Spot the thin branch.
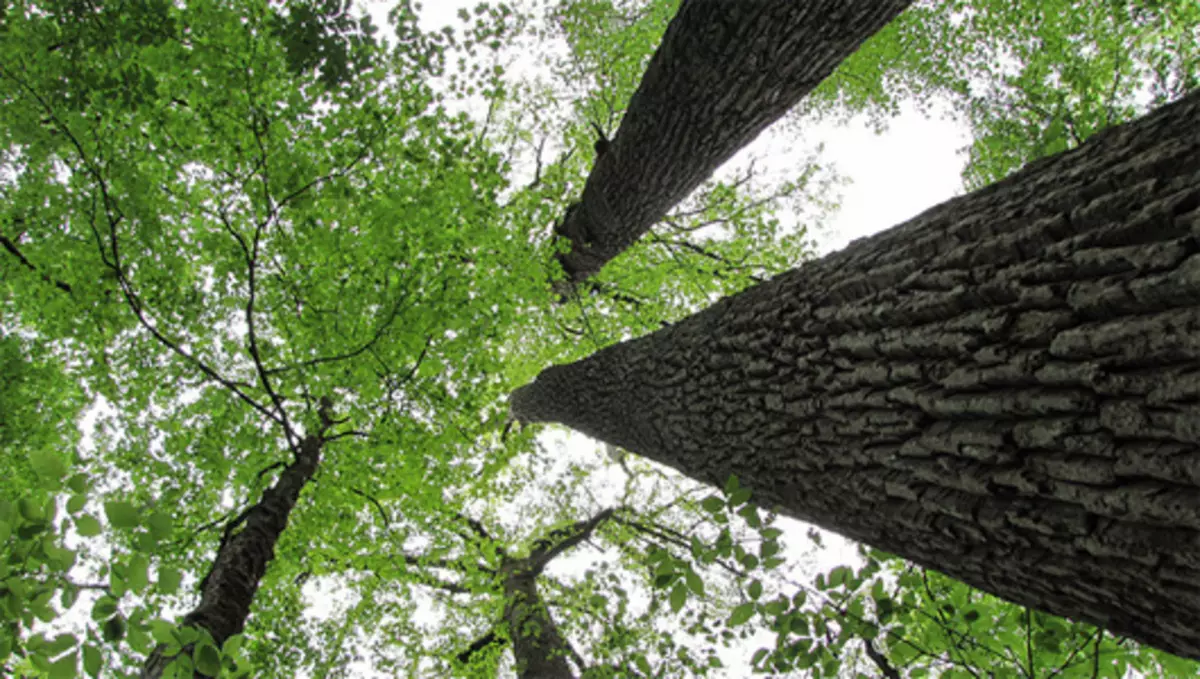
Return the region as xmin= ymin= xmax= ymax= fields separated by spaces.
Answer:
xmin=862 ymin=637 xmax=902 ymax=679
xmin=1046 ymin=628 xmax=1103 ymax=678
xmin=1025 ymin=607 xmax=1034 ymax=678
xmin=264 ymin=287 xmax=411 ymax=377
xmin=528 ymin=507 xmax=615 ymax=569
xmin=456 ymin=631 xmax=504 ymax=665
xmin=4 ymin=66 xmax=290 ymax=430
xmin=351 ymin=487 xmax=391 ymax=527
xmin=0 ymin=230 xmax=73 ymax=293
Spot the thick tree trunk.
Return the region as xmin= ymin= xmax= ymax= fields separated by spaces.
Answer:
xmin=513 ymin=90 xmax=1200 ymax=658
xmin=555 ymin=0 xmax=911 ymax=284
xmin=142 ymin=435 xmax=322 ymax=678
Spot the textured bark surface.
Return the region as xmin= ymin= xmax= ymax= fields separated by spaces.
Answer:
xmin=555 ymin=0 xmax=911 ymax=284
xmin=514 ymin=91 xmax=1200 ymax=658
xmin=141 ymin=435 xmax=322 ymax=678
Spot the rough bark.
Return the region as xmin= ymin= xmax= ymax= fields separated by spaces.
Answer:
xmin=141 ymin=435 xmax=322 ymax=678
xmin=513 ymin=90 xmax=1200 ymax=658
xmin=554 ymin=0 xmax=912 ymax=285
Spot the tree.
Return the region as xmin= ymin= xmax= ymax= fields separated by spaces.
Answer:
xmin=5 ymin=0 xmax=1198 ymax=676
xmin=549 ymin=0 xmax=911 ymax=285
xmin=1 ymin=1 xmax=814 ymax=675
xmin=0 ymin=1 xmax=530 ymax=675
xmin=512 ymin=88 xmax=1200 ymax=659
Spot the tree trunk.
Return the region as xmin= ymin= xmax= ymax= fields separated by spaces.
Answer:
xmin=513 ymin=90 xmax=1200 ymax=658
xmin=502 ymin=572 xmax=578 ymax=679
xmin=498 ymin=509 xmax=614 ymax=678
xmin=142 ymin=435 xmax=322 ymax=678
xmin=555 ymin=0 xmax=911 ymax=285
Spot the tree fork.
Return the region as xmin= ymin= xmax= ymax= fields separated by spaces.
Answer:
xmin=513 ymin=90 xmax=1200 ymax=658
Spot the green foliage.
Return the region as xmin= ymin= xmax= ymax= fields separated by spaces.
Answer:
xmin=806 ymin=0 xmax=1200 ymax=187
xmin=3 ymin=0 xmax=1195 ymax=676
xmin=0 ymin=0 xmax=818 ymax=676
xmin=746 ymin=547 xmax=1200 ymax=677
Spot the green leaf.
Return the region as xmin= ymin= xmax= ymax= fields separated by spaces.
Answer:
xmin=748 ymin=579 xmax=763 ymax=600
xmin=18 ymin=496 xmax=43 ymax=522
xmin=222 ymin=634 xmax=246 ymax=657
xmin=635 ymin=655 xmax=652 ymax=675
xmin=729 ymin=602 xmax=755 ymax=627
xmin=66 ymin=494 xmax=87 ymax=514
xmin=147 ymin=511 xmax=173 ymax=539
xmin=48 ymin=650 xmax=78 ymax=679
xmin=91 ymin=596 xmax=118 ymax=622
xmin=728 ymin=487 xmax=752 ymax=507
xmin=102 ymin=615 xmax=127 ymax=643
xmin=75 ymin=514 xmax=102 ymax=537
xmin=194 ymin=642 xmax=222 ymax=676
xmin=700 ymin=496 xmax=724 ymax=514
xmin=157 ymin=567 xmax=182 ymax=595
xmin=149 ymin=619 xmax=177 ymax=644
xmin=67 ymin=474 xmax=89 ymax=494
xmin=760 ymin=540 xmax=780 ymax=559
xmin=127 ymin=554 xmax=151 ymax=592
xmin=669 ymin=583 xmax=688 ymax=613
xmin=685 ymin=569 xmax=704 ymax=597
xmin=60 ymin=584 xmax=80 ymax=609
xmin=127 ymin=622 xmax=153 ymax=654
xmin=30 ymin=448 xmax=69 ymax=485
xmin=83 ymin=644 xmax=103 ymax=677
xmin=828 ymin=565 xmax=851 ymax=587
xmin=48 ymin=633 xmax=78 ymax=654
xmin=104 ymin=501 xmax=139 ymax=530
xmin=723 ymin=474 xmax=740 ymax=495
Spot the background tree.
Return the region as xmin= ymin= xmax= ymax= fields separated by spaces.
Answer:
xmin=0 ymin=0 xmax=820 ymax=676
xmin=797 ymin=0 xmax=1200 ymax=187
xmin=547 ymin=0 xmax=910 ymax=285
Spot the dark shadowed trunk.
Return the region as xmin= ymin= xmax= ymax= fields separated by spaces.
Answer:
xmin=502 ymin=572 xmax=577 ymax=679
xmin=513 ymin=90 xmax=1200 ymax=658
xmin=555 ymin=0 xmax=911 ymax=285
xmin=458 ymin=509 xmax=614 ymax=678
xmin=141 ymin=434 xmax=322 ymax=678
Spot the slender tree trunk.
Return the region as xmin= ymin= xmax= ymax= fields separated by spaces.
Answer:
xmin=497 ymin=509 xmax=614 ymax=678
xmin=142 ymin=435 xmax=322 ymax=678
xmin=513 ymin=90 xmax=1200 ymax=658
xmin=502 ymin=571 xmax=579 ymax=679
xmin=555 ymin=0 xmax=912 ymax=285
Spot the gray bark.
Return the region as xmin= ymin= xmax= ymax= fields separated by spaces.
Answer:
xmin=555 ymin=0 xmax=912 ymax=285
xmin=141 ymin=435 xmax=322 ymax=678
xmin=513 ymin=90 xmax=1200 ymax=658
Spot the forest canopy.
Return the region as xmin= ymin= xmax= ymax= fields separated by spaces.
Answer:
xmin=2 ymin=0 xmax=1199 ymax=677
